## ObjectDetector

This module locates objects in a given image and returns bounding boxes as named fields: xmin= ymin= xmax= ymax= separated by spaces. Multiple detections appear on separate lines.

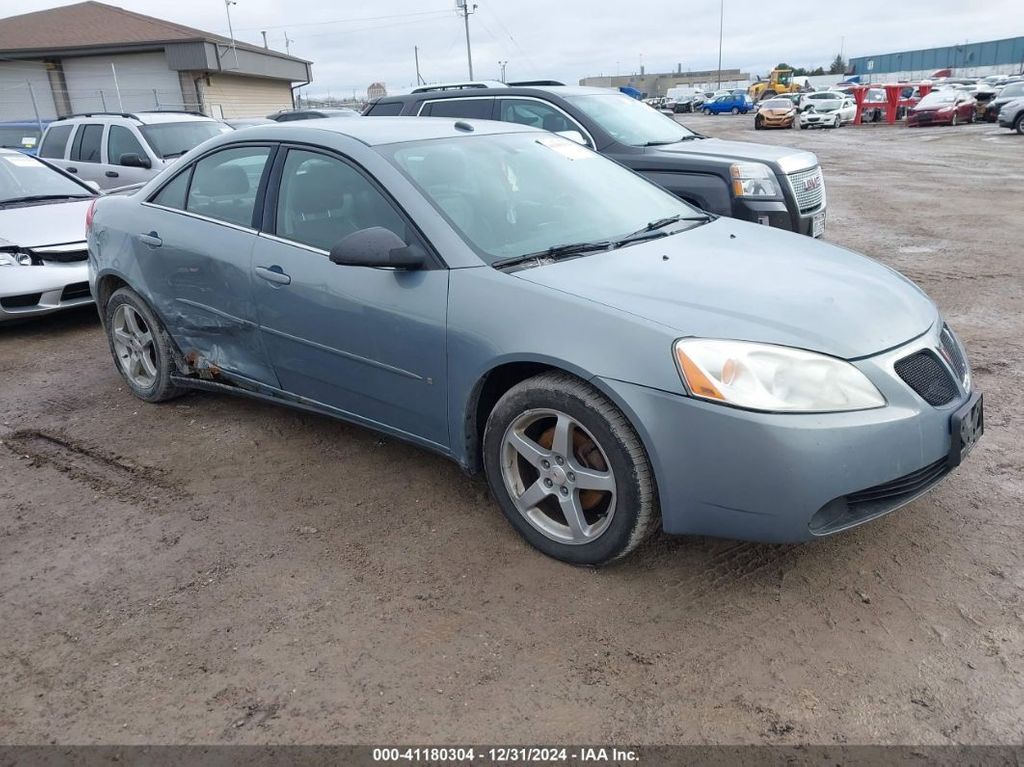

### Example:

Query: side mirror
xmin=119 ymin=153 xmax=151 ymax=169
xmin=329 ymin=227 xmax=425 ymax=270
xmin=555 ymin=129 xmax=586 ymax=145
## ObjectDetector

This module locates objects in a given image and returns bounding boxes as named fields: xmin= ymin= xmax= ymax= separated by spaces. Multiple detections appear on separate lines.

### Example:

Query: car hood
xmin=652 ymin=138 xmax=816 ymax=173
xmin=513 ymin=219 xmax=936 ymax=360
xmin=0 ymin=198 xmax=92 ymax=248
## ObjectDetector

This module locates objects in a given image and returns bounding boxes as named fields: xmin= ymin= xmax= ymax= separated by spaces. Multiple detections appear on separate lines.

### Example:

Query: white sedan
xmin=798 ymin=94 xmax=857 ymax=129
xmin=0 ymin=149 xmax=98 ymax=321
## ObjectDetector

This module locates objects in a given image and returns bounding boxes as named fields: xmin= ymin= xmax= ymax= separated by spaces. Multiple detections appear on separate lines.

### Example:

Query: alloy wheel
xmin=500 ymin=408 xmax=617 ymax=545
xmin=111 ymin=304 xmax=158 ymax=389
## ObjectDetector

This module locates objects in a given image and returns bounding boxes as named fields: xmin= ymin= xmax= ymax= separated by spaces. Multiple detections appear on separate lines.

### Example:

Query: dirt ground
xmin=1 ymin=116 xmax=1022 ymax=746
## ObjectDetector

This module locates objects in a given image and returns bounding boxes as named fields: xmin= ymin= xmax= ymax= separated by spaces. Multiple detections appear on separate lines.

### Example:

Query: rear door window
xmin=71 ymin=124 xmax=103 ymax=163
xmin=39 ymin=124 xmax=73 ymax=159
xmin=420 ymin=99 xmax=493 ymax=119
xmin=498 ymin=99 xmax=581 ymax=134
xmin=186 ymin=146 xmax=272 ymax=228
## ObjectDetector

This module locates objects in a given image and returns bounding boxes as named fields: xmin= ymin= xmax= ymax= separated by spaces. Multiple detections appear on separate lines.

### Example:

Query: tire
xmin=730 ymin=107 xmax=739 ymax=115
xmin=482 ymin=372 xmax=658 ymax=566
xmin=951 ymin=112 xmax=959 ymax=127
xmin=833 ymin=115 xmax=841 ymax=129
xmin=702 ymin=108 xmax=710 ymax=115
xmin=104 ymin=286 xmax=185 ymax=403
xmin=1015 ymin=114 xmax=1024 ymax=135
xmin=800 ymin=122 xmax=808 ymax=130
xmin=754 ymin=117 xmax=763 ymax=130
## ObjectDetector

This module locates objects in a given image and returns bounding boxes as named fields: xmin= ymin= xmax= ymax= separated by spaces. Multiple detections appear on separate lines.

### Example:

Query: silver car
xmin=87 ymin=118 xmax=982 ymax=565
xmin=0 ymin=149 xmax=98 ymax=321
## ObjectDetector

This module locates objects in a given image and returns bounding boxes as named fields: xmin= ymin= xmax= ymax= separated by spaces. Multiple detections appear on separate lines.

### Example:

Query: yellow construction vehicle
xmin=748 ymin=68 xmax=797 ymax=101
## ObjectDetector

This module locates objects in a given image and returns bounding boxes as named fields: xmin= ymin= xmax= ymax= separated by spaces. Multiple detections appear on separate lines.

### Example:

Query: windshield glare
xmin=919 ymin=92 xmax=957 ymax=106
xmin=0 ymin=153 xmax=91 ymax=203
xmin=564 ymin=93 xmax=697 ymax=146
xmin=140 ymin=121 xmax=229 ymax=159
xmin=383 ymin=133 xmax=700 ymax=263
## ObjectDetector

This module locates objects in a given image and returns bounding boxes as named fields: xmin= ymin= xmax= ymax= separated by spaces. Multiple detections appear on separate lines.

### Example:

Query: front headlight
xmin=730 ymin=162 xmax=781 ymax=198
xmin=0 ymin=252 xmax=32 ymax=267
xmin=674 ymin=339 xmax=886 ymax=413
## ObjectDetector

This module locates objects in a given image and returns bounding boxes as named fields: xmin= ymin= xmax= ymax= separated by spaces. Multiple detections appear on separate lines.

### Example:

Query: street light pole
xmin=224 ymin=0 xmax=239 ymax=69
xmin=717 ymin=0 xmax=724 ymax=89
xmin=499 ymin=60 xmax=508 ymax=83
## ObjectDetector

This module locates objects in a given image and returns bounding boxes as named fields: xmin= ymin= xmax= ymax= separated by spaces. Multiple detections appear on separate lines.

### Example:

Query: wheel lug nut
xmin=556 ymin=456 xmax=564 ymax=465
xmin=544 ymin=478 xmax=553 ymax=487
xmin=541 ymin=459 xmax=550 ymax=469
xmin=567 ymin=472 xmax=575 ymax=482
xmin=560 ymin=486 xmax=569 ymax=495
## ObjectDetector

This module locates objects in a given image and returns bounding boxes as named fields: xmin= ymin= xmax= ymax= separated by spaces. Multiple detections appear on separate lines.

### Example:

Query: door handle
xmin=139 ymin=231 xmax=162 ymax=247
xmin=255 ymin=265 xmax=291 ymax=285
xmin=105 ymin=170 xmax=119 ymax=178
xmin=66 ymin=166 xmax=77 ymax=173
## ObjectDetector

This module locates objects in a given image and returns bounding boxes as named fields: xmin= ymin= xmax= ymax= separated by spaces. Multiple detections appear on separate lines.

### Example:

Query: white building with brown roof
xmin=0 ymin=1 xmax=313 ymax=120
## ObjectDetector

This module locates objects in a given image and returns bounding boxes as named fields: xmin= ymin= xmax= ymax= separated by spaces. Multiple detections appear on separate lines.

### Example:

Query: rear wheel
xmin=483 ymin=372 xmax=658 ymax=566
xmin=104 ymin=287 xmax=185 ymax=403
xmin=833 ymin=115 xmax=841 ymax=129
xmin=730 ymin=107 xmax=740 ymax=115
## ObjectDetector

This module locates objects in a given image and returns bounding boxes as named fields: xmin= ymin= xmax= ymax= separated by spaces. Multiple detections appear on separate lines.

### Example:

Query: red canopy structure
xmin=851 ymin=83 xmax=931 ymax=125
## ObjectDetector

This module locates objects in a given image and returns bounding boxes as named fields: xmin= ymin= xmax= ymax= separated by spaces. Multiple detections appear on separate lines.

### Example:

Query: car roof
xmin=54 ymin=111 xmax=215 ymax=125
xmin=381 ymin=84 xmax=620 ymax=102
xmin=237 ymin=115 xmax=541 ymax=146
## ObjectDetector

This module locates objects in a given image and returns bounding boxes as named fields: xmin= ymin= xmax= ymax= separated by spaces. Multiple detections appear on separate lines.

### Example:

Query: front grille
xmin=894 ymin=350 xmax=958 ymax=406
xmin=809 ymin=457 xmax=951 ymax=535
xmin=61 ymin=282 xmax=91 ymax=301
xmin=786 ymin=166 xmax=825 ymax=213
xmin=1 ymin=293 xmax=42 ymax=309
xmin=939 ymin=325 xmax=969 ymax=387
xmin=847 ymin=458 xmax=950 ymax=507
xmin=36 ymin=249 xmax=88 ymax=263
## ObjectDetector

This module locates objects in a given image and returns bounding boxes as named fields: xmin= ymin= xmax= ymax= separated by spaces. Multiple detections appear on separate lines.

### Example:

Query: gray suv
xmin=38 ymin=111 xmax=229 ymax=189
xmin=366 ymin=85 xmax=827 ymax=237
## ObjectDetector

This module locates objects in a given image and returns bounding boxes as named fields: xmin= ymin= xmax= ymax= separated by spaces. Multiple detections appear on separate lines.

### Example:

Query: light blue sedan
xmin=87 ymin=117 xmax=982 ymax=565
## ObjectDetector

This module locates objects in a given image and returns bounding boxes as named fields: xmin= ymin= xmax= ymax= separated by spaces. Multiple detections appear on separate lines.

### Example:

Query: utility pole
xmin=415 ymin=45 xmax=425 ymax=85
xmin=717 ymin=0 xmax=724 ymax=89
xmin=111 ymin=62 xmax=123 ymax=112
xmin=26 ymin=81 xmax=42 ymax=133
xmin=224 ymin=0 xmax=239 ymax=69
xmin=261 ymin=30 xmax=268 ymax=49
xmin=498 ymin=60 xmax=508 ymax=82
xmin=457 ymin=0 xmax=478 ymax=80
xmin=284 ymin=30 xmax=293 ymax=56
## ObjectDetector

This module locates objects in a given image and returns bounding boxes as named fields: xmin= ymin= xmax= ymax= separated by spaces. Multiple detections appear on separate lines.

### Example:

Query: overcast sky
xmin=13 ymin=0 xmax=1024 ymax=96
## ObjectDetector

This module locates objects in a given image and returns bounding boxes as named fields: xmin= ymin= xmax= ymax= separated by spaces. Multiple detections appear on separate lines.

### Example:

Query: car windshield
xmin=382 ymin=132 xmax=702 ymax=263
xmin=918 ymin=91 xmax=957 ymax=107
xmin=0 ymin=126 xmax=42 ymax=151
xmin=0 ymin=152 xmax=92 ymax=204
xmin=761 ymin=99 xmax=792 ymax=109
xmin=1000 ymin=82 xmax=1024 ymax=98
xmin=563 ymin=93 xmax=698 ymax=146
xmin=139 ymin=121 xmax=229 ymax=159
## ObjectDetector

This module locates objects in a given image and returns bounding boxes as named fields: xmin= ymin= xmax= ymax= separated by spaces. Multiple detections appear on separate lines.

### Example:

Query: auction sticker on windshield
xmin=535 ymin=135 xmax=594 ymax=160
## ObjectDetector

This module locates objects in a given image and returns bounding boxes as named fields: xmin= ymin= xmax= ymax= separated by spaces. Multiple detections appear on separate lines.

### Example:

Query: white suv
xmin=37 ymin=112 xmax=229 ymax=190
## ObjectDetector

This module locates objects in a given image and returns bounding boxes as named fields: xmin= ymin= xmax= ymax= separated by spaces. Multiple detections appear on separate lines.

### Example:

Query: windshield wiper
xmin=492 ymin=240 xmax=612 ymax=271
xmin=0 ymin=193 xmax=93 ymax=206
xmin=614 ymin=213 xmax=714 ymax=246
xmin=161 ymin=150 xmax=188 ymax=159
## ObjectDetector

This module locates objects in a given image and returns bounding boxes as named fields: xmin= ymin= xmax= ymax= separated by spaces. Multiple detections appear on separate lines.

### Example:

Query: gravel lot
xmin=1 ymin=115 xmax=1022 ymax=746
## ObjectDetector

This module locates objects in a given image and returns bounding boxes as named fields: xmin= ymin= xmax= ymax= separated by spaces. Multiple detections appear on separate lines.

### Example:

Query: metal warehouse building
xmin=0 ymin=1 xmax=312 ymax=122
xmin=849 ymin=36 xmax=1024 ymax=81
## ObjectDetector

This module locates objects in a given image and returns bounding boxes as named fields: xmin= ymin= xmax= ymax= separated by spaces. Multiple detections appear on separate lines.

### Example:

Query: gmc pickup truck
xmin=365 ymin=84 xmax=826 ymax=237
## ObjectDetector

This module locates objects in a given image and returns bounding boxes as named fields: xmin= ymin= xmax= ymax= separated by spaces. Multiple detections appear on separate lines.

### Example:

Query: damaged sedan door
xmin=135 ymin=144 xmax=279 ymax=385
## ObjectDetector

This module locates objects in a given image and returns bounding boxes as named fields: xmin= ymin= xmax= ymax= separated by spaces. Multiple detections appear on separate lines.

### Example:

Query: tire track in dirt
xmin=1 ymin=429 xmax=176 ymax=506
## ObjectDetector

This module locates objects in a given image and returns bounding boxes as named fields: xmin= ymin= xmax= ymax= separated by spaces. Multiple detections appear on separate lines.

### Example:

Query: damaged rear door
xmin=135 ymin=143 xmax=279 ymax=386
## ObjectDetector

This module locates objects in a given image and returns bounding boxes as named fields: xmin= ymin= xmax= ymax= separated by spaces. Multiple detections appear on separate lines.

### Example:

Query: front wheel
xmin=833 ymin=115 xmax=841 ymax=129
xmin=104 ymin=287 xmax=185 ymax=403
xmin=951 ymin=112 xmax=959 ymax=127
xmin=730 ymin=107 xmax=740 ymax=115
xmin=1015 ymin=114 xmax=1024 ymax=135
xmin=483 ymin=372 xmax=658 ymax=566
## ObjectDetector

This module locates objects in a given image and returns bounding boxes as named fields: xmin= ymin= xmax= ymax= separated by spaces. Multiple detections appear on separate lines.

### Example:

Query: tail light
xmin=85 ymin=198 xmax=98 ymax=234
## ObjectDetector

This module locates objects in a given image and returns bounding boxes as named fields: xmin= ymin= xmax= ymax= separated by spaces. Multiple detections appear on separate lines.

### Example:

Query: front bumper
xmin=0 ymin=261 xmax=92 ymax=321
xmin=799 ymin=112 xmax=839 ymax=127
xmin=597 ymin=328 xmax=976 ymax=543
xmin=997 ymin=112 xmax=1017 ymax=128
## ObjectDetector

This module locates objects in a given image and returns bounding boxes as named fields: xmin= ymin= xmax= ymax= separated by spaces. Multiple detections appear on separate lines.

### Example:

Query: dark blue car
xmin=702 ymin=92 xmax=753 ymax=115
xmin=0 ymin=120 xmax=50 ymax=155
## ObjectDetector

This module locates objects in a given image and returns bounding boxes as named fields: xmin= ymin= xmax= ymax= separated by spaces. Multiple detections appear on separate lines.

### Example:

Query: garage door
xmin=0 ymin=61 xmax=57 ymax=121
xmin=203 ymin=74 xmax=293 ymax=119
xmin=62 ymin=53 xmax=183 ymax=114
